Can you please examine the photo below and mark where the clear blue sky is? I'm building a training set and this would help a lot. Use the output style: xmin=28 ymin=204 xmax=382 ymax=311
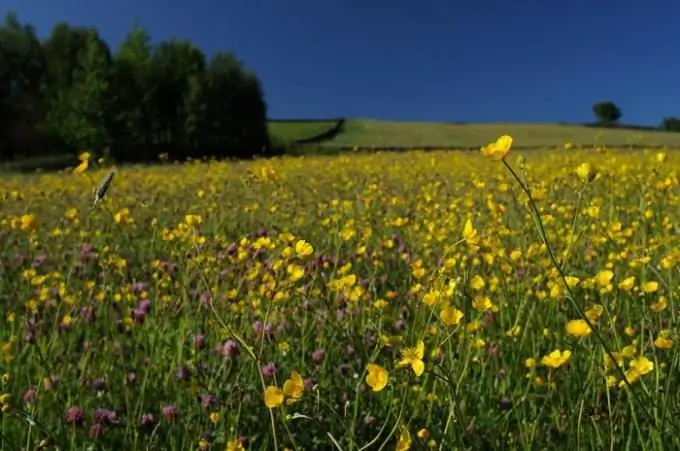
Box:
xmin=5 ymin=0 xmax=679 ymax=125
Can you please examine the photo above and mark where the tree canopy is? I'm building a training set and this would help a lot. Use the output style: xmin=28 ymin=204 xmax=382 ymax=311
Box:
xmin=0 ymin=13 xmax=270 ymax=164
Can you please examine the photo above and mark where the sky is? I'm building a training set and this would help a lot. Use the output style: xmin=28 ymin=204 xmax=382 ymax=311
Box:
xmin=4 ymin=0 xmax=679 ymax=125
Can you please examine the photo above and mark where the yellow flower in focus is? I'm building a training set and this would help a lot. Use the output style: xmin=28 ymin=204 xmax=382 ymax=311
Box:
xmin=264 ymin=386 xmax=284 ymax=408
xmin=398 ymin=341 xmax=425 ymax=377
xmin=541 ymin=349 xmax=571 ymax=368
xmin=565 ymin=319 xmax=592 ymax=337
xmin=294 ymin=240 xmax=314 ymax=258
xmin=365 ymin=364 xmax=389 ymax=392
xmin=481 ymin=135 xmax=513 ymax=160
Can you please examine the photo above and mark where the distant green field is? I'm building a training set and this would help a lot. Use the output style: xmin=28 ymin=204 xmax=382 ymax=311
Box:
xmin=267 ymin=119 xmax=341 ymax=143
xmin=316 ymin=119 xmax=680 ymax=149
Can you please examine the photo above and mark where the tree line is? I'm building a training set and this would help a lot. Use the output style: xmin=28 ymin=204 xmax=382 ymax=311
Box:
xmin=0 ymin=13 xmax=271 ymax=164
xmin=591 ymin=101 xmax=680 ymax=132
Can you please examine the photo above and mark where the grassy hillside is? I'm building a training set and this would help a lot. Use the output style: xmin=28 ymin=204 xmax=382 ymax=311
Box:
xmin=267 ymin=119 xmax=342 ymax=143
xmin=317 ymin=119 xmax=680 ymax=149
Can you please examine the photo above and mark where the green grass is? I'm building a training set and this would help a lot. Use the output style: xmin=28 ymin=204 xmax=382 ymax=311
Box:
xmin=316 ymin=119 xmax=680 ymax=148
xmin=267 ymin=119 xmax=341 ymax=143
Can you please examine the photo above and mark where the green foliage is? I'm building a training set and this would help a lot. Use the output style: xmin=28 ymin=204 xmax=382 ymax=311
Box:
xmin=592 ymin=101 xmax=622 ymax=124
xmin=0 ymin=13 xmax=271 ymax=165
xmin=661 ymin=117 xmax=680 ymax=132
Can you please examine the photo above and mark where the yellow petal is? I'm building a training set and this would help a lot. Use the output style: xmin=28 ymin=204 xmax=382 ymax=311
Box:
xmin=494 ymin=135 xmax=513 ymax=152
xmin=415 ymin=341 xmax=425 ymax=359
xmin=73 ymin=160 xmax=88 ymax=174
xmin=411 ymin=359 xmax=425 ymax=377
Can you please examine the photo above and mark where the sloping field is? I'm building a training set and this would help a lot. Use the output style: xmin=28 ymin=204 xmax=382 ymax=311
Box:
xmin=320 ymin=119 xmax=680 ymax=148
xmin=267 ymin=119 xmax=343 ymax=143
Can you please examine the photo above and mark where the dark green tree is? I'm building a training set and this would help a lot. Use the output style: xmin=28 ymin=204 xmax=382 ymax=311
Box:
xmin=110 ymin=23 xmax=154 ymax=160
xmin=146 ymin=39 xmax=205 ymax=152
xmin=660 ymin=117 xmax=680 ymax=132
xmin=42 ymin=33 xmax=113 ymax=153
xmin=0 ymin=13 xmax=46 ymax=159
xmin=0 ymin=13 xmax=272 ymax=165
xmin=592 ymin=101 xmax=622 ymax=124
xmin=197 ymin=52 xmax=269 ymax=158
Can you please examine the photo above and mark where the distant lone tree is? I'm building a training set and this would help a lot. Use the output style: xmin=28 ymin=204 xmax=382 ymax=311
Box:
xmin=592 ymin=101 xmax=622 ymax=124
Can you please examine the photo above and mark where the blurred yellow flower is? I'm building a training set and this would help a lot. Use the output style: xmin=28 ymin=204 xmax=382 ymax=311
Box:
xmin=541 ymin=349 xmax=571 ymax=368
xmin=73 ymin=159 xmax=88 ymax=174
xmin=19 ymin=214 xmax=38 ymax=232
xmin=294 ymin=240 xmax=314 ymax=258
xmin=282 ymin=371 xmax=304 ymax=405
xmin=575 ymin=162 xmax=596 ymax=183
xmin=462 ymin=219 xmax=479 ymax=250
xmin=565 ymin=319 xmax=591 ymax=337
xmin=440 ymin=305 xmax=463 ymax=326
xmin=396 ymin=427 xmax=412 ymax=451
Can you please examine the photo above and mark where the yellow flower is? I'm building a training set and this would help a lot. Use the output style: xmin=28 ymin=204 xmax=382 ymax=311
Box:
xmin=365 ymin=364 xmax=389 ymax=392
xmin=618 ymin=276 xmax=635 ymax=291
xmin=114 ymin=208 xmax=130 ymax=224
xmin=462 ymin=219 xmax=479 ymax=250
xmin=282 ymin=371 xmax=304 ymax=404
xmin=641 ymin=281 xmax=658 ymax=293
xmin=19 ymin=214 xmax=38 ymax=232
xmin=0 ymin=393 xmax=10 ymax=413
xmin=654 ymin=336 xmax=673 ymax=349
xmin=184 ymin=215 xmax=203 ymax=226
xmin=440 ymin=305 xmax=463 ymax=326
xmin=398 ymin=341 xmax=425 ymax=377
xmin=286 ymin=264 xmax=305 ymax=282
xmin=575 ymin=162 xmax=596 ymax=182
xmin=656 ymin=152 xmax=668 ymax=163
xmin=565 ymin=319 xmax=592 ymax=337
xmin=481 ymin=135 xmax=513 ymax=160
xmin=619 ymin=356 xmax=654 ymax=387
xmin=264 ymin=386 xmax=284 ymax=408
xmin=209 ymin=411 xmax=221 ymax=424
xmin=73 ymin=160 xmax=88 ymax=174
xmin=396 ymin=427 xmax=412 ymax=451
xmin=595 ymin=270 xmax=614 ymax=286
xmin=226 ymin=439 xmax=245 ymax=451
xmin=294 ymin=240 xmax=314 ymax=258
xmin=541 ymin=349 xmax=571 ymax=368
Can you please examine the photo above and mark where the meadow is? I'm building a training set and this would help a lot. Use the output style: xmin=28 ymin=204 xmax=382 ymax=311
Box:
xmin=2 ymin=140 xmax=680 ymax=450
xmin=268 ymin=119 xmax=680 ymax=150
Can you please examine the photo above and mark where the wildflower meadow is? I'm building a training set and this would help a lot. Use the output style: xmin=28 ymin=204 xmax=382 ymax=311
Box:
xmin=3 ymin=138 xmax=680 ymax=450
